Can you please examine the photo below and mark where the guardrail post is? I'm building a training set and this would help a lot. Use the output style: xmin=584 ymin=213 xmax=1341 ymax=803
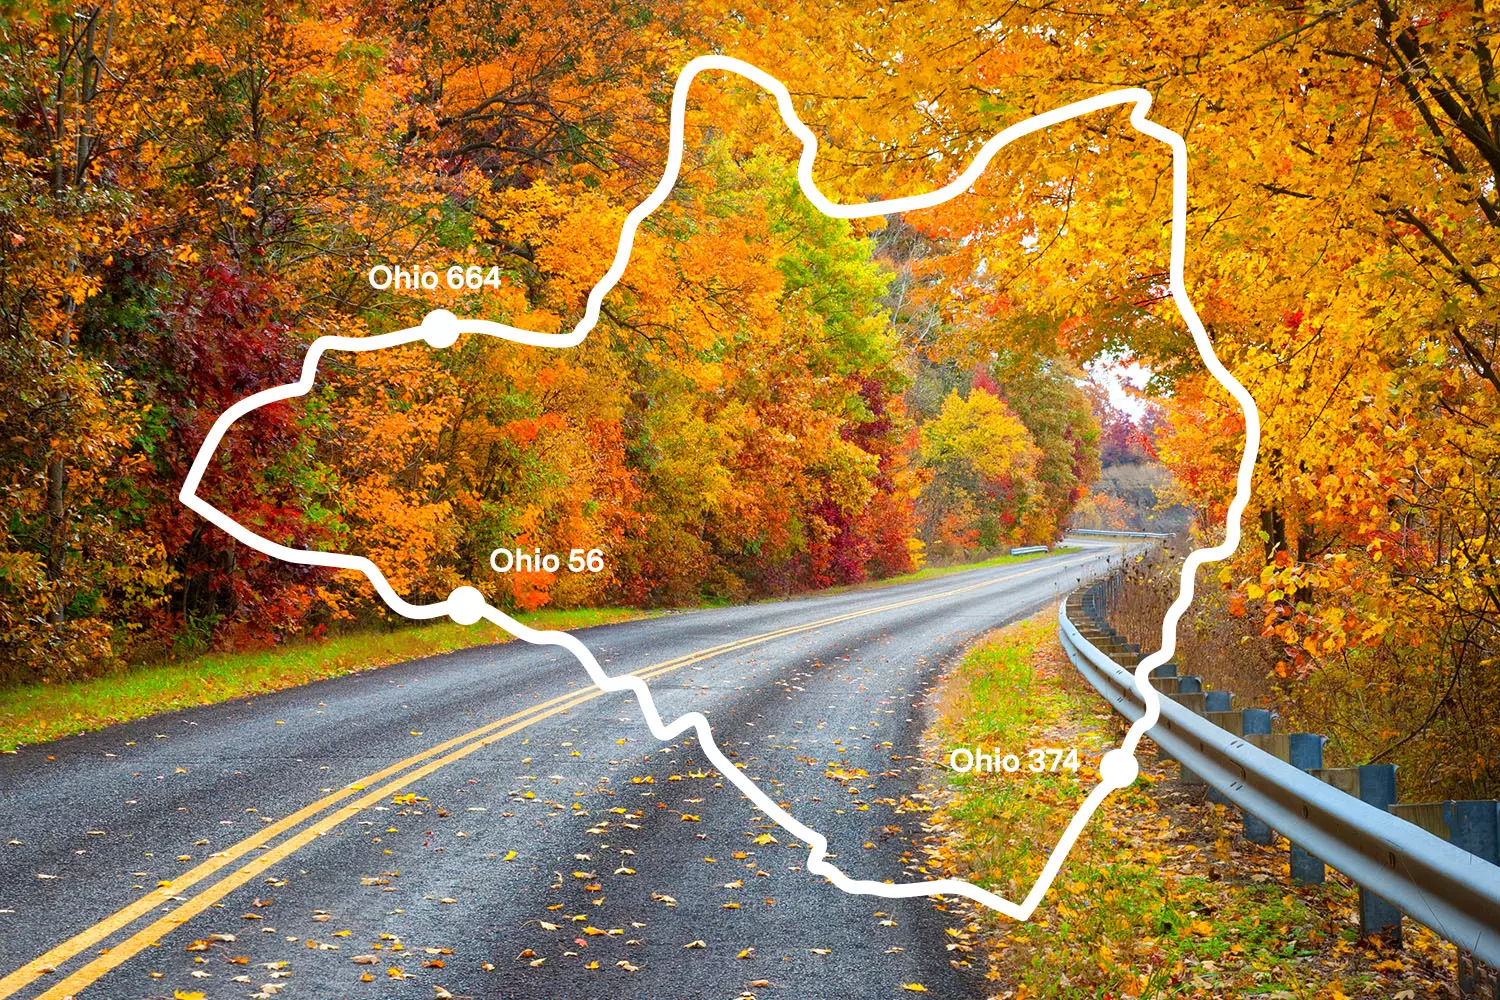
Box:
xmin=1149 ymin=664 xmax=1181 ymax=762
xmin=1288 ymin=733 xmax=1326 ymax=884
xmin=1203 ymin=692 xmax=1235 ymax=805
xmin=1168 ymin=690 xmax=1207 ymax=784
xmin=1390 ymin=800 xmax=1500 ymax=996
xmin=1174 ymin=674 xmax=1204 ymax=788
xmin=1240 ymin=709 xmax=1275 ymax=844
xmin=1355 ymin=764 xmax=1403 ymax=947
xmin=1446 ymin=801 xmax=1500 ymax=998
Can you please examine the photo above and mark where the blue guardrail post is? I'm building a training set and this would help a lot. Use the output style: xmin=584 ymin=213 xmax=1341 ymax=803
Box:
xmin=1288 ymin=733 xmax=1326 ymax=884
xmin=1356 ymin=764 xmax=1402 ymax=946
xmin=1445 ymin=800 xmax=1500 ymax=998
xmin=1204 ymin=690 xmax=1233 ymax=806
xmin=1240 ymin=709 xmax=1274 ymax=844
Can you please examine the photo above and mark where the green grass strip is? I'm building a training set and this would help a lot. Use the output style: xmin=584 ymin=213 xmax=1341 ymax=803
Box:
xmin=0 ymin=607 xmax=651 ymax=751
xmin=0 ymin=545 xmax=1076 ymax=751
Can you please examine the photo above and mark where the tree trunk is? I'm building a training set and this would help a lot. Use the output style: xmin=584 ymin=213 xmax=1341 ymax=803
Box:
xmin=41 ymin=4 xmax=115 ymax=624
xmin=45 ymin=457 xmax=67 ymax=623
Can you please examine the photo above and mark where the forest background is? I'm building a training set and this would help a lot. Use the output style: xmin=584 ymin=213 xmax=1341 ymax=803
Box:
xmin=2 ymin=0 xmax=1496 ymax=800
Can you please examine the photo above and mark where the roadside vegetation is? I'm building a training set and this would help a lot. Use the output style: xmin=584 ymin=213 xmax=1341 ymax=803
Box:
xmin=0 ymin=606 xmax=649 ymax=751
xmin=825 ymin=545 xmax=1081 ymax=597
xmin=1112 ymin=539 xmax=1493 ymax=804
xmin=924 ymin=608 xmax=1457 ymax=999
xmin=3 ymin=3 xmax=1111 ymax=688
xmin=0 ymin=545 xmax=1067 ymax=752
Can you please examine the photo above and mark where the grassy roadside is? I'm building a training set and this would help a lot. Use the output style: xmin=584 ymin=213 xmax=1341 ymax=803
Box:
xmin=0 ymin=544 xmax=1073 ymax=753
xmin=0 ymin=607 xmax=650 ymax=752
xmin=923 ymin=607 xmax=1456 ymax=1000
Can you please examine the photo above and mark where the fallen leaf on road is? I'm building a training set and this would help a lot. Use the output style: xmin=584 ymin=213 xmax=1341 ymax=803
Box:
xmin=683 ymin=939 xmax=706 ymax=949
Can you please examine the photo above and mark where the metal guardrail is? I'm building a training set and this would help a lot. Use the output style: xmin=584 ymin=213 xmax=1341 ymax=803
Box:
xmin=1009 ymin=545 xmax=1049 ymax=556
xmin=1064 ymin=528 xmax=1172 ymax=539
xmin=1058 ymin=592 xmax=1500 ymax=969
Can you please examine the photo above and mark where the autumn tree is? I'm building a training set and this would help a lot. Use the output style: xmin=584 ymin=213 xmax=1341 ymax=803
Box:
xmin=712 ymin=0 xmax=1500 ymax=796
xmin=917 ymin=387 xmax=1040 ymax=556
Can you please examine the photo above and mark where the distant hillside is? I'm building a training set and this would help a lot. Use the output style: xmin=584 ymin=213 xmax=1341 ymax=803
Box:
xmin=1074 ymin=461 xmax=1193 ymax=534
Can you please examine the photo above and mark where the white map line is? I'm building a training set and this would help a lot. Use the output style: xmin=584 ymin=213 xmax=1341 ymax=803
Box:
xmin=179 ymin=54 xmax=1261 ymax=921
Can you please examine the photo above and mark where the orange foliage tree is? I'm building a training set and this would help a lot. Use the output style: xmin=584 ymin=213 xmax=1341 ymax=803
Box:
xmin=710 ymin=1 xmax=1500 ymax=795
xmin=2 ymin=0 xmax=1117 ymax=679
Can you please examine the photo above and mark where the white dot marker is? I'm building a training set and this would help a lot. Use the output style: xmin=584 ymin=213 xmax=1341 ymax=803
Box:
xmin=423 ymin=309 xmax=459 ymax=348
xmin=1099 ymin=748 xmax=1139 ymax=790
xmin=446 ymin=585 xmax=486 ymax=625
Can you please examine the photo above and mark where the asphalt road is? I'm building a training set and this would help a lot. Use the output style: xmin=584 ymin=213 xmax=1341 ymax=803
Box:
xmin=0 ymin=543 xmax=1128 ymax=1000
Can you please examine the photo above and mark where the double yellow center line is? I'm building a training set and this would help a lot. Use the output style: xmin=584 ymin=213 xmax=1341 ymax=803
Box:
xmin=3 ymin=555 xmax=1082 ymax=1000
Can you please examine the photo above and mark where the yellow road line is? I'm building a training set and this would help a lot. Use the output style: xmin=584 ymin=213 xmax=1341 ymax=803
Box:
xmin=33 ymin=686 xmax=614 ymax=1000
xmin=5 ymin=554 xmax=1087 ymax=999
xmin=0 ymin=679 xmax=612 ymax=998
xmin=36 ymin=644 xmax=737 ymax=1000
xmin=0 ymin=610 xmax=873 ymax=999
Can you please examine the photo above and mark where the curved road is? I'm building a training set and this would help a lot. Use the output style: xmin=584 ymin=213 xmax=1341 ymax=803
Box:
xmin=0 ymin=543 xmax=1128 ymax=1000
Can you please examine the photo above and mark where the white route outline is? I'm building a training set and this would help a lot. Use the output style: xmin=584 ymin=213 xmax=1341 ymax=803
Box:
xmin=180 ymin=55 xmax=1261 ymax=921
